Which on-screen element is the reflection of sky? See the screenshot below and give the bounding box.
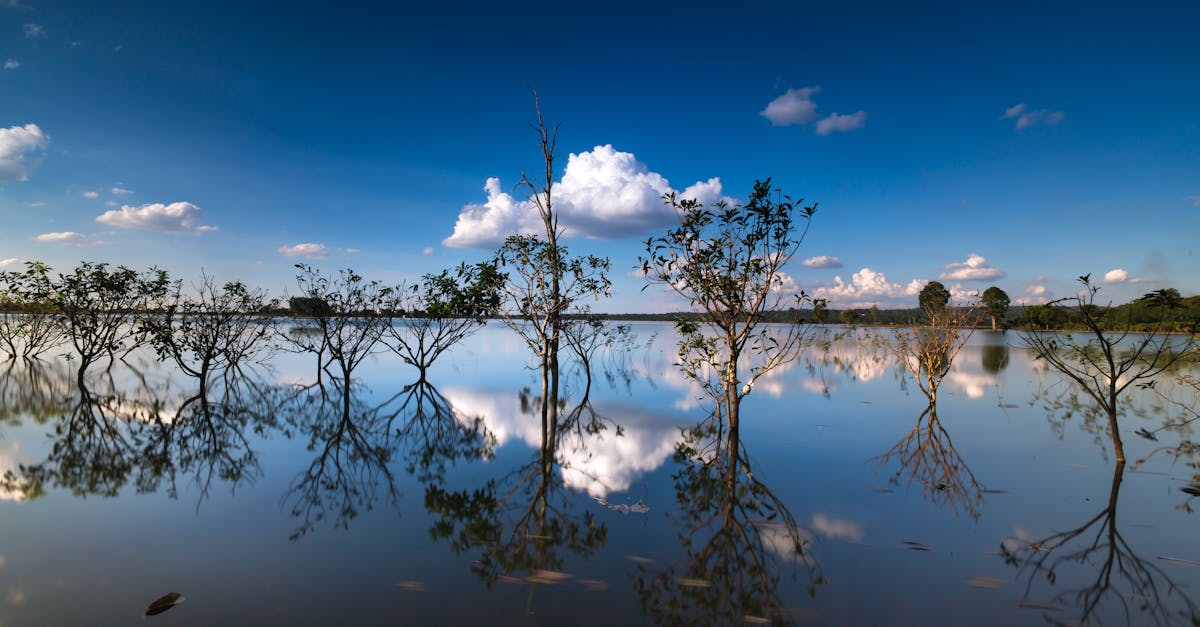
[441,388,682,498]
[0,441,27,501]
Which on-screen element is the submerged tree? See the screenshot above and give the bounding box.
[386,263,502,381]
[881,303,979,403]
[640,179,816,431]
[0,261,64,359]
[1019,275,1195,464]
[284,264,395,394]
[492,92,611,448]
[50,262,171,382]
[144,272,274,393]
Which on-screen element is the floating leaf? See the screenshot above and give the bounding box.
[394,580,428,592]
[967,576,1005,589]
[744,615,771,624]
[625,554,654,564]
[579,579,608,591]
[900,541,933,552]
[144,592,185,617]
[1180,484,1200,497]
[526,570,572,585]
[680,578,712,588]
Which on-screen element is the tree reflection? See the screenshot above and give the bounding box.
[376,378,496,484]
[635,414,823,625]
[281,379,400,540]
[981,344,1010,374]
[1001,464,1200,625]
[424,388,611,595]
[0,357,72,426]
[875,402,986,519]
[1,365,278,504]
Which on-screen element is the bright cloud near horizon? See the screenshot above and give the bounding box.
[0,2,1196,310]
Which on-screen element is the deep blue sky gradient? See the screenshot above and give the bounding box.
[2,0,1197,310]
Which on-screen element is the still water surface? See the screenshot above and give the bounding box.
[1,322,1197,625]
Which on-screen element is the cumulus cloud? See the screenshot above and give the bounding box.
[422,246,433,255]
[1002,103,1064,129]
[82,190,99,198]
[277,243,327,259]
[1015,282,1051,306]
[802,255,843,269]
[22,23,43,38]
[939,254,1006,281]
[96,201,216,234]
[3,59,18,70]
[0,123,49,181]
[760,87,820,126]
[815,111,867,135]
[34,231,108,246]
[0,257,20,268]
[1103,268,1128,283]
[444,145,732,249]
[111,186,134,195]
[812,267,926,308]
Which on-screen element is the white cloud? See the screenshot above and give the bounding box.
[22,23,43,38]
[949,283,980,303]
[1002,103,1064,129]
[82,190,99,199]
[812,267,926,309]
[939,254,1006,281]
[1015,282,1050,306]
[0,257,20,268]
[811,513,864,543]
[111,186,134,195]
[0,123,49,181]
[760,87,820,126]
[34,231,108,246]
[422,246,433,255]
[2,59,18,70]
[277,243,327,259]
[342,247,360,254]
[1103,268,1128,283]
[96,201,216,234]
[444,144,732,249]
[802,255,843,269]
[1129,277,1156,284]
[815,111,867,135]
[26,201,45,207]
[105,200,117,207]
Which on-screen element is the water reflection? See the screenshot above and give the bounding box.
[635,413,823,625]
[424,390,611,591]
[1001,464,1200,625]
[981,344,1010,374]
[875,402,986,519]
[378,379,496,484]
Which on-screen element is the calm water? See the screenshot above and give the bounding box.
[1,322,1197,626]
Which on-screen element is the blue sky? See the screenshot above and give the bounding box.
[1,0,1197,311]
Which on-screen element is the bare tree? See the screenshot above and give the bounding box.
[879,303,979,404]
[1019,275,1195,464]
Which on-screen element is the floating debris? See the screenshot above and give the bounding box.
[1018,599,1063,611]
[900,541,933,552]
[394,580,428,592]
[1158,555,1200,568]
[743,615,771,624]
[497,575,524,585]
[526,569,573,585]
[594,496,650,515]
[966,576,1005,589]
[679,578,711,588]
[625,554,654,564]
[1180,484,1200,497]
[579,579,609,591]
[144,592,185,617]
[869,487,895,494]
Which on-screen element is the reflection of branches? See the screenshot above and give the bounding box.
[0,357,73,425]
[1,366,279,506]
[376,379,495,483]
[1001,464,1200,625]
[1133,440,1200,513]
[636,416,823,625]
[282,380,399,540]
[875,402,986,519]
[424,389,608,596]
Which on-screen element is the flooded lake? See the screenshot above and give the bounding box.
[1,322,1197,625]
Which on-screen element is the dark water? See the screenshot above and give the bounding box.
[1,323,1197,626]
